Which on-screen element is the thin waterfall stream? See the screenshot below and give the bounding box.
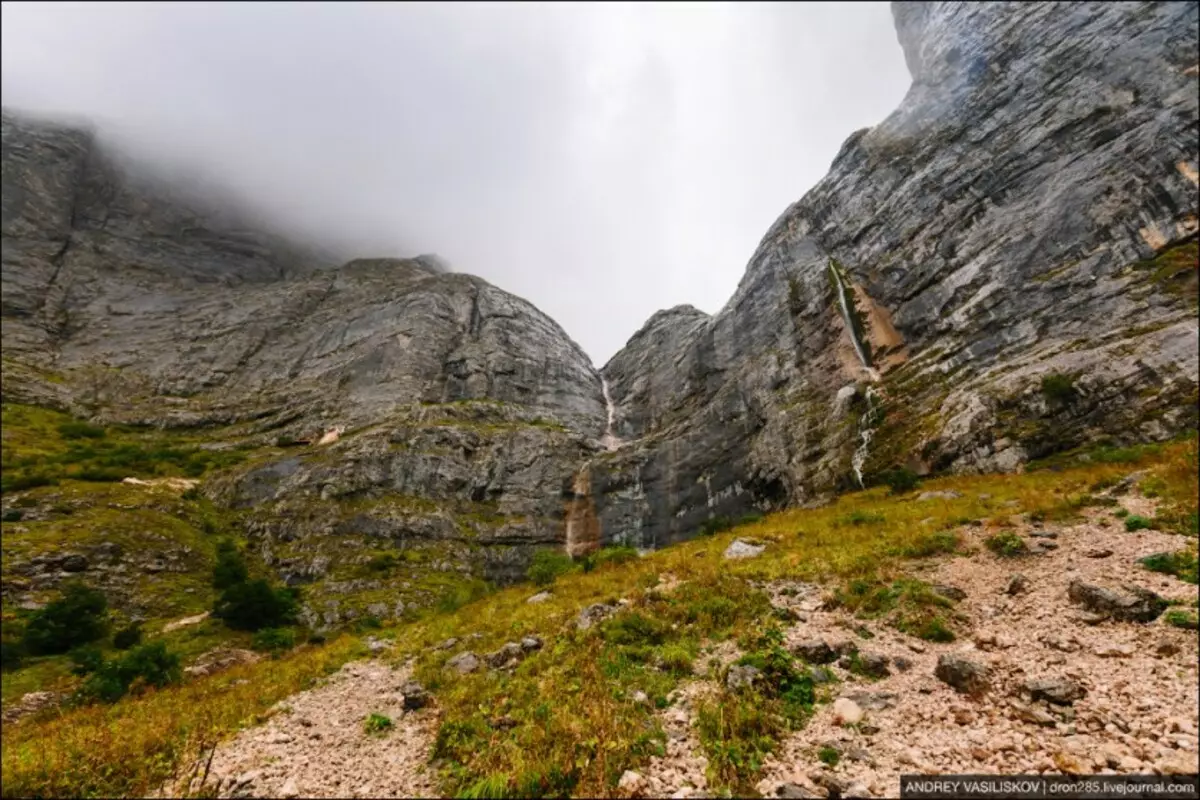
[830,262,881,488]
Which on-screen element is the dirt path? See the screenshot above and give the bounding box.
[182,659,439,799]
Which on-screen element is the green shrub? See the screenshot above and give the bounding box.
[0,638,23,671]
[1164,610,1199,630]
[212,539,249,589]
[366,553,399,573]
[601,613,672,647]
[1041,373,1077,403]
[58,421,106,440]
[656,643,694,676]
[1139,550,1199,584]
[699,516,736,536]
[897,530,960,558]
[841,509,886,526]
[364,713,393,735]
[21,583,109,655]
[580,546,640,573]
[435,579,492,614]
[113,623,143,651]
[1124,515,1155,532]
[252,627,296,654]
[818,745,840,767]
[1114,508,1130,518]
[738,512,764,526]
[76,642,181,704]
[2,508,23,522]
[69,645,106,676]
[877,468,921,495]
[527,549,574,587]
[213,579,299,632]
[0,473,58,493]
[984,531,1027,557]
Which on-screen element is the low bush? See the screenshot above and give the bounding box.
[1124,514,1155,532]
[879,468,921,495]
[699,516,736,536]
[1139,550,1199,584]
[252,627,296,654]
[113,623,143,650]
[527,549,574,587]
[1041,373,1077,403]
[57,421,107,440]
[21,583,109,655]
[984,530,1027,557]
[75,642,181,704]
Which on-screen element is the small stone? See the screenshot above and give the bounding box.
[61,553,89,572]
[577,603,618,630]
[793,640,837,665]
[434,637,459,650]
[917,490,962,501]
[726,664,761,691]
[631,690,649,705]
[280,777,300,798]
[1077,612,1108,625]
[1095,643,1135,658]
[1024,677,1087,706]
[446,651,481,674]
[935,654,991,695]
[723,539,766,560]
[893,656,913,672]
[401,680,430,710]
[907,640,926,653]
[932,584,967,602]
[832,697,865,725]
[846,691,897,711]
[776,784,820,799]
[487,642,524,668]
[618,770,646,793]
[1029,531,1058,539]
[520,635,543,652]
[841,652,890,678]
[527,591,552,604]
[1005,573,1030,595]
[810,667,836,684]
[1084,548,1113,559]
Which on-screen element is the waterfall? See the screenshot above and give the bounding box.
[830,261,881,488]
[829,263,872,372]
[599,378,623,451]
[851,386,881,488]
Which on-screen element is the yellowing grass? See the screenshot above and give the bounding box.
[1,636,364,799]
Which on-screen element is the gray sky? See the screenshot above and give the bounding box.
[1,1,910,366]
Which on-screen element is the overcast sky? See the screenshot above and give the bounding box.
[1,1,910,366]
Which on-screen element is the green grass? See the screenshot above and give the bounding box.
[1164,610,1199,630]
[1139,549,1199,585]
[1124,515,1155,532]
[984,530,1028,557]
[364,712,394,734]
[818,745,840,767]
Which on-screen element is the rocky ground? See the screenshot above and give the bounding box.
[175,659,439,799]
[161,486,1197,799]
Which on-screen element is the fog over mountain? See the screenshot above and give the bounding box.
[0,1,909,364]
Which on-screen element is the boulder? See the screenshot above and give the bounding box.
[1067,581,1168,622]
[723,539,766,560]
[934,654,991,695]
[446,651,481,674]
[1023,677,1087,706]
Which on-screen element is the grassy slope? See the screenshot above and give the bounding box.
[3,436,1195,799]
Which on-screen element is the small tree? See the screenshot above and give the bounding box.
[213,579,299,631]
[212,539,249,589]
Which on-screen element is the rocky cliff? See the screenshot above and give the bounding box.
[2,2,1198,622]
[593,0,1199,549]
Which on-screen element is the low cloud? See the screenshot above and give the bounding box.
[1,1,909,364]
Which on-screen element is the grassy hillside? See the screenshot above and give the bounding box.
[2,435,1195,798]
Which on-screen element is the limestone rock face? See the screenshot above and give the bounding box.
[592,0,1199,548]
[2,0,1198,598]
